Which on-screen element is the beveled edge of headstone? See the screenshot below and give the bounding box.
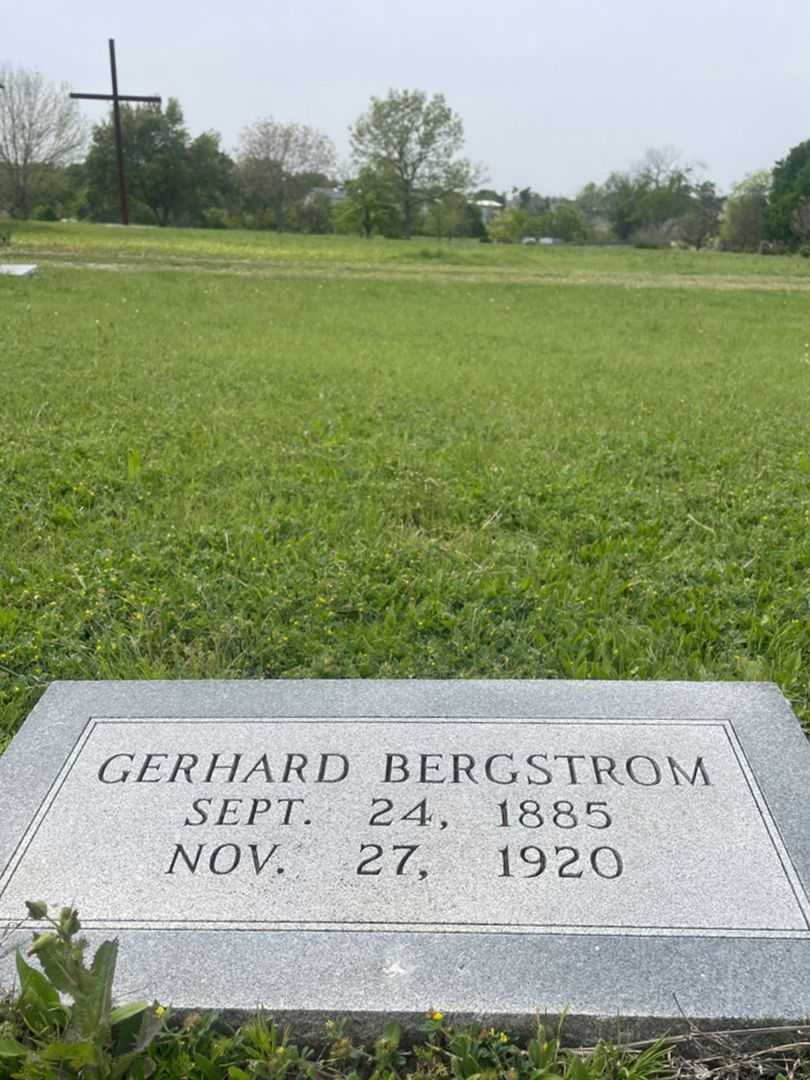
[1,679,809,1037]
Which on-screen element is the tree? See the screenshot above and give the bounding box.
[488,208,528,243]
[676,181,723,249]
[88,99,176,225]
[791,199,810,246]
[634,146,688,188]
[599,148,698,241]
[602,171,643,240]
[634,148,695,230]
[575,181,607,218]
[350,89,477,239]
[523,211,553,239]
[19,160,86,220]
[0,64,85,218]
[549,203,588,242]
[574,183,613,238]
[768,140,810,248]
[289,191,335,234]
[424,191,469,240]
[720,171,770,252]
[335,166,400,238]
[511,186,549,216]
[462,200,486,239]
[186,131,236,224]
[85,100,232,226]
[236,118,336,231]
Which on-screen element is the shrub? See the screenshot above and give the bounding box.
[200,207,229,229]
[488,209,528,243]
[799,243,810,258]
[245,208,275,230]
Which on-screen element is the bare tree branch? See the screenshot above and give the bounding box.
[236,118,336,231]
[0,64,86,218]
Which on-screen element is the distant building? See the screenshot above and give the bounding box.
[474,199,503,228]
[305,187,346,206]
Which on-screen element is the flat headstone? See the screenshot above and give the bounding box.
[1,679,809,1039]
[0,264,38,277]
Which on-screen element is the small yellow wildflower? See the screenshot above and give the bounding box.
[499,1032,508,1043]
[154,1005,166,1018]
[430,1010,444,1022]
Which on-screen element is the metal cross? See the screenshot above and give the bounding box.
[71,40,161,225]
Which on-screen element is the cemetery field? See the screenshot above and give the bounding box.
[1,244,809,748]
[10,219,810,287]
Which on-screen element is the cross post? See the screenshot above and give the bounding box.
[71,39,161,225]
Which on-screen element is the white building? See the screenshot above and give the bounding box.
[473,199,503,228]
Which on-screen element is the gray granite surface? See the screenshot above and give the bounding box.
[1,680,809,1038]
[0,264,37,276]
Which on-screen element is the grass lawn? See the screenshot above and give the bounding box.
[1,224,808,747]
[9,219,810,284]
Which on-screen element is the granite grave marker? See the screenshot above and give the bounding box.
[1,679,809,1038]
[0,264,38,277]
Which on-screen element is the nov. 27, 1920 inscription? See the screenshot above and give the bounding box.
[2,679,810,1032]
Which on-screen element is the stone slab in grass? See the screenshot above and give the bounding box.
[1,679,809,1039]
[0,263,37,276]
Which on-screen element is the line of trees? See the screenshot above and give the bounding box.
[1,61,809,253]
[0,67,485,240]
[490,144,810,253]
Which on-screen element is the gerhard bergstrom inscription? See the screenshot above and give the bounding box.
[92,743,709,884]
[96,748,710,785]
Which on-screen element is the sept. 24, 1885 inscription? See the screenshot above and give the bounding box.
[2,680,810,1034]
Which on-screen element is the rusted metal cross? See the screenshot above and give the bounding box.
[71,39,162,225]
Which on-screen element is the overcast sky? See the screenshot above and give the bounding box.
[6,0,809,195]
